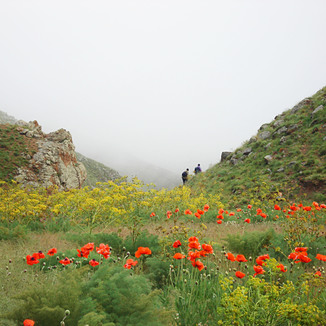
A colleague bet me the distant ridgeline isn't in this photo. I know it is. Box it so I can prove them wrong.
[0,110,120,189]
[189,86,326,205]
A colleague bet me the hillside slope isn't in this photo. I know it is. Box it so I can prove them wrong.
[189,86,326,205]
[0,110,120,188]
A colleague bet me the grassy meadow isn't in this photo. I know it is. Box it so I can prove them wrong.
[0,178,326,326]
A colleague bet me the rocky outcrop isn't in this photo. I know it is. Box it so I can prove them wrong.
[14,120,87,190]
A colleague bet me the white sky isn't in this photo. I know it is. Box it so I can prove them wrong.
[1,0,326,175]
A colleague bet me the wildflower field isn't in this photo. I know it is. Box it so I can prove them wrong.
[0,179,326,326]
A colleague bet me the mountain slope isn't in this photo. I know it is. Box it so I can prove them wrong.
[0,110,120,188]
[76,152,120,187]
[189,86,326,205]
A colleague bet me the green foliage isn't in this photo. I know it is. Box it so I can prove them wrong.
[146,257,170,289]
[0,124,35,181]
[189,86,326,205]
[0,224,27,241]
[79,265,169,326]
[124,231,160,257]
[225,228,275,258]
[3,269,83,326]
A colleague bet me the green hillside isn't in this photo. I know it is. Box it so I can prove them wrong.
[0,110,120,187]
[189,86,326,205]
[75,152,120,187]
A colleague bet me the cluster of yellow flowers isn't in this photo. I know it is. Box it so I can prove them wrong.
[0,179,222,225]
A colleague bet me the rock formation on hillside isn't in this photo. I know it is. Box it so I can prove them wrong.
[13,120,87,190]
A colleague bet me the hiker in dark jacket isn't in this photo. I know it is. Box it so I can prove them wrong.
[182,168,189,185]
[194,164,202,175]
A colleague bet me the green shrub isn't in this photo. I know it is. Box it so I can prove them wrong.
[79,265,169,326]
[0,224,27,241]
[3,269,83,326]
[224,228,275,257]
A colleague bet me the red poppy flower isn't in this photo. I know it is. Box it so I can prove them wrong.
[188,236,199,242]
[135,247,152,258]
[59,257,71,265]
[316,254,326,261]
[244,218,251,223]
[150,212,156,217]
[167,211,172,219]
[320,204,326,209]
[191,260,204,271]
[188,250,201,262]
[184,209,193,215]
[229,212,235,216]
[295,247,308,252]
[197,209,205,215]
[124,258,138,269]
[173,240,182,248]
[216,214,224,220]
[194,212,201,219]
[23,320,35,326]
[256,208,262,215]
[201,244,213,254]
[235,271,245,279]
[236,208,242,212]
[303,206,312,211]
[175,208,180,213]
[236,254,247,262]
[96,244,111,259]
[315,271,322,277]
[82,243,94,252]
[253,265,265,277]
[77,249,90,259]
[203,204,210,212]
[26,255,39,266]
[260,213,267,219]
[188,241,201,250]
[47,248,57,256]
[32,251,45,259]
[276,264,287,272]
[218,208,224,215]
[274,204,281,210]
[226,252,236,261]
[174,253,186,259]
[247,205,252,209]
[89,259,99,267]
[296,254,311,264]
[217,220,222,224]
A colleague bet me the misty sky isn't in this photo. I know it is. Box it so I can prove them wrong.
[1,1,326,175]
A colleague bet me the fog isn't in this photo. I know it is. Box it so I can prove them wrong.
[1,1,326,180]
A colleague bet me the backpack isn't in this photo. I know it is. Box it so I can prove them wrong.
[182,171,188,178]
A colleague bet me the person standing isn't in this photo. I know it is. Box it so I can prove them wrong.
[194,164,202,175]
[181,168,189,185]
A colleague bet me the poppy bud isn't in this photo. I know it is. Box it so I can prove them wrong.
[229,268,232,272]
[225,271,229,275]
[117,257,121,261]
[249,257,252,261]
[123,247,126,251]
[216,266,220,270]
[195,281,198,285]
[60,322,65,326]
[24,269,27,273]
[7,272,11,276]
[43,262,46,266]
[57,256,60,260]
[244,264,248,269]
[184,279,187,283]
[9,259,12,263]
[53,265,57,269]
[6,266,8,270]
[65,310,70,316]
